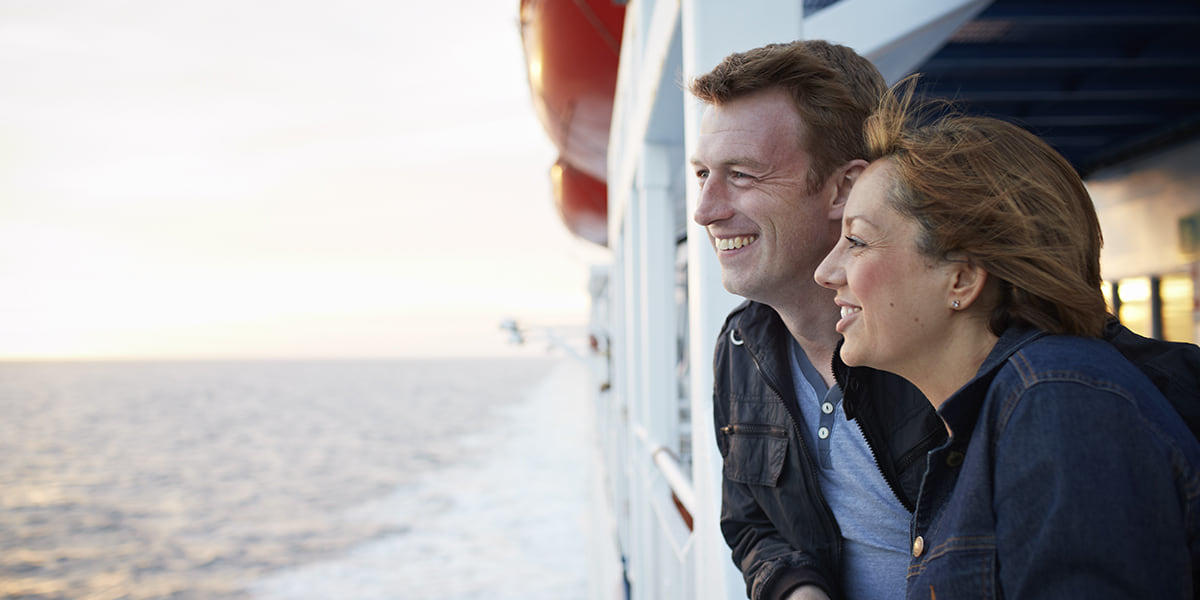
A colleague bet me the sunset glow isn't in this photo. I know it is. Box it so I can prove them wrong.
[0,1,599,359]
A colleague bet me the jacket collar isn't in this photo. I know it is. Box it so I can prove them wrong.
[730,301,806,410]
[833,337,916,420]
[938,325,1045,440]
[833,325,1044,425]
[730,301,782,347]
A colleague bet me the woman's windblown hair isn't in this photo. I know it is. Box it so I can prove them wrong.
[865,76,1108,337]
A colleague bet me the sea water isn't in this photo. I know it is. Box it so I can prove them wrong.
[0,357,591,599]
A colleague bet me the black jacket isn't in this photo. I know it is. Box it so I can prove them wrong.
[714,302,1200,600]
[713,301,944,599]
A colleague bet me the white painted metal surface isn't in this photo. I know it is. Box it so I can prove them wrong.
[804,0,992,83]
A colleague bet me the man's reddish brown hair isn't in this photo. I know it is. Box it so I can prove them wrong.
[690,40,887,192]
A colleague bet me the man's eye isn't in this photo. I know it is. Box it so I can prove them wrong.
[730,171,749,180]
[845,235,867,248]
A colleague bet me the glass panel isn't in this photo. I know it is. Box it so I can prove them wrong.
[1117,277,1152,338]
[1161,273,1195,343]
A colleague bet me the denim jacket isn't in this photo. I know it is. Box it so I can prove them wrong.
[907,326,1200,599]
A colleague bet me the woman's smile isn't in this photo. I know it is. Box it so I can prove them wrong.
[836,302,862,333]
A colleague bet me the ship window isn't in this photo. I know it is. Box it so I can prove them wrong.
[1117,277,1152,338]
[1161,272,1195,343]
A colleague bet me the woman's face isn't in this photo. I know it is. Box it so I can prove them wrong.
[814,161,957,374]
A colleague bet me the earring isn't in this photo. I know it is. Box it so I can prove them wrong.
[952,300,960,309]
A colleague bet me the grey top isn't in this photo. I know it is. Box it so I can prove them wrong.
[789,338,911,599]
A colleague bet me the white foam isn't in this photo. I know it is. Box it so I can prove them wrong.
[250,358,593,600]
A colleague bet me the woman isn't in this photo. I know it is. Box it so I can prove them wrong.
[814,85,1200,599]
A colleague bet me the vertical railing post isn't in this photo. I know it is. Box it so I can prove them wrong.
[607,230,631,588]
[621,173,649,597]
[637,142,682,597]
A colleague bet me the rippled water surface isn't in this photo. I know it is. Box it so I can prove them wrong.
[0,357,589,600]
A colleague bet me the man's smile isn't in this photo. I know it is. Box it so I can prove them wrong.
[714,235,758,251]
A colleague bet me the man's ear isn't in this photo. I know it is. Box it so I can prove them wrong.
[947,255,990,311]
[828,159,869,221]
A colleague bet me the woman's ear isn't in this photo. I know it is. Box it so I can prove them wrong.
[947,254,989,311]
[828,159,869,221]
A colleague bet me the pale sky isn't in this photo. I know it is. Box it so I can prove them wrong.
[0,1,602,359]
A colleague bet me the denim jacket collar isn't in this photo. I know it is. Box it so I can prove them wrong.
[938,325,1046,441]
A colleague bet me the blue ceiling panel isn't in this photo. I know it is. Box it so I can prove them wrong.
[914,0,1200,175]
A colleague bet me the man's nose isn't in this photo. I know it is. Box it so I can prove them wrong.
[693,181,732,226]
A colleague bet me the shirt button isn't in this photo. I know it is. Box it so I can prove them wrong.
[821,402,834,414]
[817,426,830,440]
[912,535,925,558]
[946,451,965,467]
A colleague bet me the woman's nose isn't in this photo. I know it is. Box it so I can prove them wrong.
[814,245,845,289]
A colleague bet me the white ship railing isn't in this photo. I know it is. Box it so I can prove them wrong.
[598,1,991,598]
[632,424,697,516]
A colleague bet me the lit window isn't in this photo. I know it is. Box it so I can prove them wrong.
[1117,277,1152,338]
[1161,273,1195,343]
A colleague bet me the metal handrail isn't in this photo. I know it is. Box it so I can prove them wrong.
[632,424,698,517]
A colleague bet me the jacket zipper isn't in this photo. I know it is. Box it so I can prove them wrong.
[834,354,918,513]
[854,417,915,513]
[742,332,844,575]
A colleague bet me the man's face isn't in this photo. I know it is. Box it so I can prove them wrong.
[691,88,839,307]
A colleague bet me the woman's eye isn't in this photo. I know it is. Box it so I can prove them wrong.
[845,235,866,249]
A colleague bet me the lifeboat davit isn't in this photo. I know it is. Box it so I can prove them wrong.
[519,0,625,246]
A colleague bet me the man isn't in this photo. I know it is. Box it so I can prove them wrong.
[689,41,945,600]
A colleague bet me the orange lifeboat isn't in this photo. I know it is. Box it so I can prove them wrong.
[519,0,625,246]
